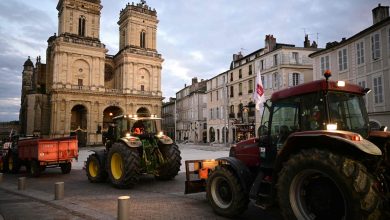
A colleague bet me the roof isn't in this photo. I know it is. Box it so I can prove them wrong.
[271,79,365,102]
[309,17,390,57]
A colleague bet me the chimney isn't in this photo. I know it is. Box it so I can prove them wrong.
[372,4,389,24]
[264,34,276,52]
[192,77,198,85]
[304,34,310,48]
[232,52,243,61]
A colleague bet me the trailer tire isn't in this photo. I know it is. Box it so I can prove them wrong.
[155,144,181,180]
[86,153,107,182]
[60,162,72,174]
[7,152,20,174]
[206,166,249,217]
[30,160,40,177]
[277,148,382,220]
[107,143,140,188]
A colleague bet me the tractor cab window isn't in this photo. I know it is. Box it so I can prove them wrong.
[259,100,271,137]
[270,100,299,149]
[130,119,157,135]
[327,92,369,137]
[300,92,326,131]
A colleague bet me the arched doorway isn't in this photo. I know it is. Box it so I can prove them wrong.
[136,107,150,117]
[71,105,87,147]
[71,105,87,130]
[103,106,123,130]
[209,127,215,142]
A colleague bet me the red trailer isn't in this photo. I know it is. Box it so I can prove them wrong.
[1,136,78,177]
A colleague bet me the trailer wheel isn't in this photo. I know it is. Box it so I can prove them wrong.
[60,162,72,174]
[277,148,383,220]
[7,152,20,174]
[206,166,249,217]
[86,153,107,182]
[30,160,40,177]
[107,143,140,188]
[155,144,181,180]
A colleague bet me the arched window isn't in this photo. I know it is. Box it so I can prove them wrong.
[230,105,234,113]
[140,31,146,48]
[238,83,242,95]
[78,16,86,36]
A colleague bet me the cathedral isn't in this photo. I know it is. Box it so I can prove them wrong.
[20,0,163,145]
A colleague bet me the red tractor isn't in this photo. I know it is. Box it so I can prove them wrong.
[185,74,389,219]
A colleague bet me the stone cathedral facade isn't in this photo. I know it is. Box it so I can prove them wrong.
[20,0,163,145]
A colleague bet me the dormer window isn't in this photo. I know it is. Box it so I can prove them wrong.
[78,16,86,36]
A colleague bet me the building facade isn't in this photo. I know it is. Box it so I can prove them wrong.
[176,78,207,143]
[226,35,319,142]
[161,97,176,140]
[19,0,163,145]
[206,71,228,144]
[309,4,390,128]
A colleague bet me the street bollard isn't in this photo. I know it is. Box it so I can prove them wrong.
[117,196,130,220]
[0,173,3,183]
[54,182,64,200]
[18,177,26,190]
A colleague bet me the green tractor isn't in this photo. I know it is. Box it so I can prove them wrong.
[86,114,181,188]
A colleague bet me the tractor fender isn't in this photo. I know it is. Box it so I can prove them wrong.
[89,150,107,166]
[215,157,254,193]
[156,135,173,145]
[119,138,142,148]
[274,132,382,174]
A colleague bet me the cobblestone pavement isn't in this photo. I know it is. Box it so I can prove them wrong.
[0,144,282,220]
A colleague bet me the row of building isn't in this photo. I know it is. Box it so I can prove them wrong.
[162,4,390,144]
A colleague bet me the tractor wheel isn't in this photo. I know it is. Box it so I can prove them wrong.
[60,162,72,174]
[107,143,140,188]
[7,152,20,174]
[277,148,383,220]
[86,153,107,183]
[206,166,249,217]
[155,144,181,180]
[30,160,41,177]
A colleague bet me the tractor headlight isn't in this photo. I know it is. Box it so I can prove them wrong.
[326,123,338,131]
[125,132,131,138]
[158,131,164,137]
[337,81,345,87]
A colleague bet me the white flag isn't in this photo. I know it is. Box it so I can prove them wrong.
[253,62,265,110]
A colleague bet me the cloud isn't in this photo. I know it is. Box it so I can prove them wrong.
[0,0,379,121]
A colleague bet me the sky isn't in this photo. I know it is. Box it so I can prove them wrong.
[0,0,381,122]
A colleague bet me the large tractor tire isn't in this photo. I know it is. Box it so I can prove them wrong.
[206,166,249,217]
[277,148,383,220]
[107,143,140,188]
[60,162,72,174]
[155,144,181,180]
[86,153,107,183]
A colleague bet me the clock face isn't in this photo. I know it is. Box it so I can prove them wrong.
[104,65,114,81]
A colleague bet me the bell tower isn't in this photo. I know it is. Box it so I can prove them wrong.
[118,1,158,50]
[57,0,102,39]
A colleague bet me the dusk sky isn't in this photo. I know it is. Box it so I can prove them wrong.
[0,0,378,121]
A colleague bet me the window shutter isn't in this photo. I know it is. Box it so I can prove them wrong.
[268,74,273,89]
[288,73,293,87]
[299,73,304,85]
[264,75,268,89]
